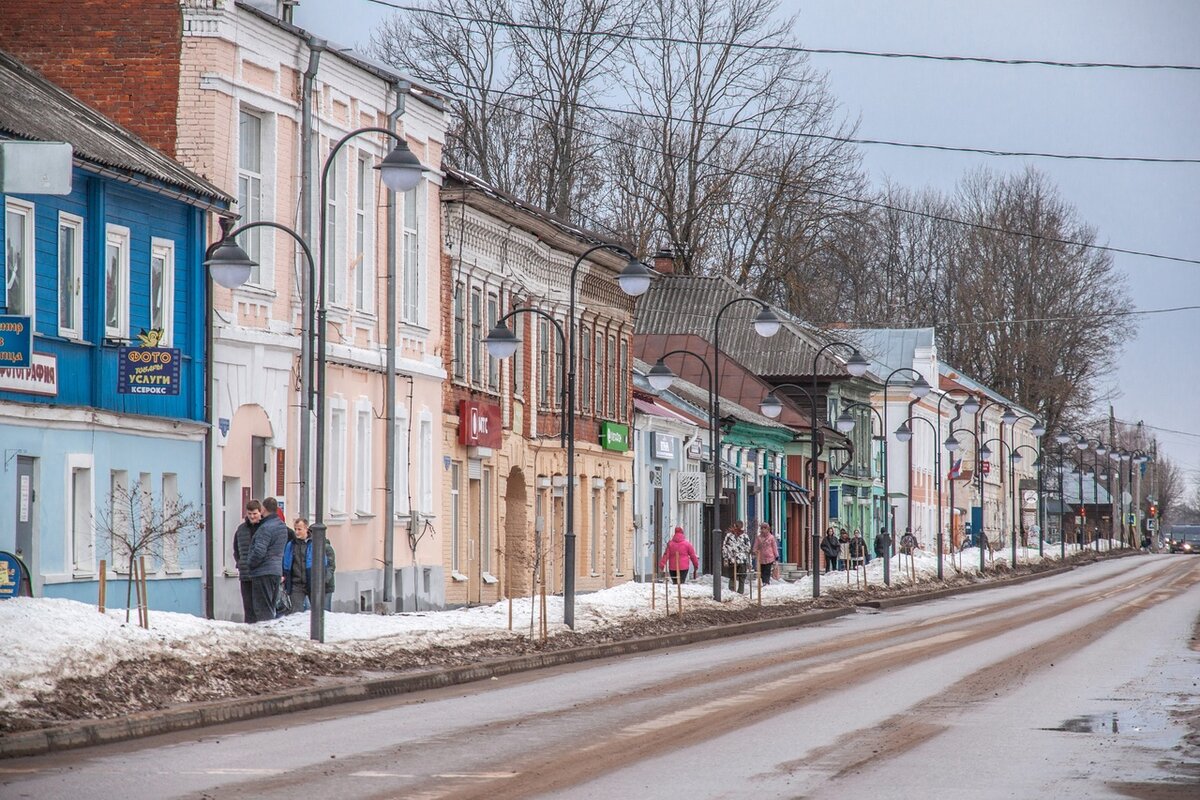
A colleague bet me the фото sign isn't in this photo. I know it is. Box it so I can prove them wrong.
[458,400,501,447]
[0,315,32,368]
[599,421,630,452]
[0,351,57,396]
[651,432,677,460]
[117,346,181,395]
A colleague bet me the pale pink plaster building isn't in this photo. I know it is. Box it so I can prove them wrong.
[179,1,448,618]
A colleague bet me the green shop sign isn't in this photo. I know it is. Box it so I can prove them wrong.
[599,421,630,452]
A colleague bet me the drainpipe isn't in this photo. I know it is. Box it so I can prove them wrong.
[382,80,410,607]
[298,36,324,519]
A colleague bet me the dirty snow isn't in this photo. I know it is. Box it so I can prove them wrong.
[0,541,1108,713]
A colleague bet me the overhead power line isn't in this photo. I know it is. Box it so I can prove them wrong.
[822,305,1200,328]
[436,80,1200,165]
[363,0,1200,72]
[420,79,1200,267]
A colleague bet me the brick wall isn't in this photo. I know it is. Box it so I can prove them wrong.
[0,0,183,156]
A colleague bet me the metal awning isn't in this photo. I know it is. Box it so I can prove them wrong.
[768,474,810,506]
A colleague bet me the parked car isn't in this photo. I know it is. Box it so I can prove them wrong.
[1166,525,1200,554]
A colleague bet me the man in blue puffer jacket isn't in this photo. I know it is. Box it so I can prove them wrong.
[247,496,288,621]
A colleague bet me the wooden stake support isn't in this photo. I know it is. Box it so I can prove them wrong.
[98,559,107,614]
[675,569,683,616]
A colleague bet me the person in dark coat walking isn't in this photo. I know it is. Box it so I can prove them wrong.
[233,500,263,623]
[820,527,840,574]
[247,497,288,622]
[874,526,891,561]
[849,529,867,569]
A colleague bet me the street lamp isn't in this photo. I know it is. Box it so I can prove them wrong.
[760,380,854,598]
[709,299,781,601]
[982,437,1016,567]
[897,413,942,578]
[945,425,984,572]
[875,366,932,587]
[489,239,652,628]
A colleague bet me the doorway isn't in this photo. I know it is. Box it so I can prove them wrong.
[15,456,36,579]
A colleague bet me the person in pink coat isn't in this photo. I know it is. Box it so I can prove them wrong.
[753,522,780,584]
[659,526,700,583]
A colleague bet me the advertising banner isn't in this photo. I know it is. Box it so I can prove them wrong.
[118,346,181,395]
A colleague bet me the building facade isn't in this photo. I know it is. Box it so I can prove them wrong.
[0,50,228,612]
[440,171,637,607]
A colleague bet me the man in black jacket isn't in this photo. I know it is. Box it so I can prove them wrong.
[246,497,289,622]
[233,500,263,623]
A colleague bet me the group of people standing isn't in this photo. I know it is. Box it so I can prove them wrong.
[232,497,336,623]
[820,526,921,572]
[657,520,780,590]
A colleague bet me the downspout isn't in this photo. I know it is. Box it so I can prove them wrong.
[906,397,917,535]
[382,79,410,607]
[298,36,325,519]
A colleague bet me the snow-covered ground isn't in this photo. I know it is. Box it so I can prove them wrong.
[0,542,1113,715]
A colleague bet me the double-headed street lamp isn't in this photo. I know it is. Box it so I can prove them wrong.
[486,244,652,628]
[981,437,1015,566]
[894,413,941,579]
[208,128,425,641]
[760,341,868,598]
[873,368,932,586]
[1010,413,1047,557]
[1052,429,1074,560]
[943,426,987,572]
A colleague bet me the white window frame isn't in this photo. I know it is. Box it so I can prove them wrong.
[469,287,482,386]
[150,237,175,346]
[161,473,180,573]
[591,487,601,575]
[4,198,35,323]
[109,469,131,573]
[325,150,345,307]
[449,461,462,572]
[419,411,433,514]
[66,454,95,576]
[401,183,422,324]
[452,282,465,381]
[237,108,265,285]
[480,466,492,574]
[354,399,373,515]
[328,399,348,515]
[57,211,84,339]
[486,293,499,392]
[394,405,410,517]
[354,153,374,313]
[104,224,131,340]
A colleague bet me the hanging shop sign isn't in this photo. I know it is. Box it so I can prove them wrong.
[117,346,181,395]
[458,400,502,448]
[600,421,630,452]
[0,551,32,599]
[0,351,57,396]
[651,432,677,460]
[0,315,32,368]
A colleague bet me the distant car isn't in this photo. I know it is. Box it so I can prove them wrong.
[1167,526,1200,554]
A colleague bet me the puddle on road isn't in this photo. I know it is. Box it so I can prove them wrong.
[1040,708,1169,739]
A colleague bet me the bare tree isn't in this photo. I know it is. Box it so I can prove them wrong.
[96,480,204,622]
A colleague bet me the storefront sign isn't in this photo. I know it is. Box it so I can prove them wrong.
[458,400,501,447]
[687,437,704,459]
[651,432,677,460]
[981,460,991,476]
[0,551,29,599]
[0,315,32,368]
[0,351,57,396]
[599,421,630,452]
[117,346,181,395]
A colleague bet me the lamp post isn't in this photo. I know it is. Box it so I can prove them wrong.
[760,382,858,598]
[937,391,978,560]
[894,413,941,578]
[210,130,424,641]
[842,401,888,574]
[944,425,983,571]
[875,368,932,586]
[1071,435,1090,552]
[705,299,783,601]
[487,245,651,629]
[1052,430,1074,560]
[647,350,714,571]
[1012,413,1047,558]
[982,437,1016,567]
[1086,440,1108,550]
[1012,444,1040,562]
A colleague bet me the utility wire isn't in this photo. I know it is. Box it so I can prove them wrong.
[840,304,1200,328]
[1113,421,1200,440]
[434,80,1200,165]
[421,79,1200,267]
[362,0,1200,72]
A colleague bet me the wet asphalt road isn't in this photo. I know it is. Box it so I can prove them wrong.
[3,555,1198,799]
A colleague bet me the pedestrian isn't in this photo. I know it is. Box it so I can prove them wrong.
[874,526,890,562]
[820,527,840,574]
[232,499,263,623]
[900,528,918,555]
[283,518,337,612]
[722,520,750,593]
[659,526,699,583]
[246,496,289,622]
[849,528,867,569]
[837,529,851,570]
[752,522,779,585]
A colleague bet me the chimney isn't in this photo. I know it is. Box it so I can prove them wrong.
[653,248,675,275]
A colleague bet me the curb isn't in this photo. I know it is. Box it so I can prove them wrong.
[0,552,1135,759]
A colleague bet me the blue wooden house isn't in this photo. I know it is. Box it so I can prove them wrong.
[0,50,229,614]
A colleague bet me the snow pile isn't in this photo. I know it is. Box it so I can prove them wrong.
[0,543,1098,714]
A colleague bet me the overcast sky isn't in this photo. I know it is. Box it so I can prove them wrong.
[294,0,1200,489]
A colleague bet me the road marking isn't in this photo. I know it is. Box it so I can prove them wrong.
[350,771,416,778]
[0,767,40,774]
[433,772,517,779]
[182,768,285,776]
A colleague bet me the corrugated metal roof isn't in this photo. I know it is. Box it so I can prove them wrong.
[846,327,935,379]
[1054,470,1114,506]
[0,50,229,205]
[633,357,793,432]
[938,362,1036,418]
[634,275,851,378]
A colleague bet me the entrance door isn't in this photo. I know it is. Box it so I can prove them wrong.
[251,436,268,500]
[651,485,664,576]
[15,456,36,568]
[468,475,482,605]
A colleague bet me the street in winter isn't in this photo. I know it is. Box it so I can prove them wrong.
[1,0,1197,797]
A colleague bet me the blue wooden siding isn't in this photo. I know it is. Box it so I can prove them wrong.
[1,171,207,421]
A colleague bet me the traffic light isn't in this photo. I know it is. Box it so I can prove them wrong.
[1148,503,1158,518]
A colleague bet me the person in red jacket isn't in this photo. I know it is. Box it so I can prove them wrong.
[659,526,700,583]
